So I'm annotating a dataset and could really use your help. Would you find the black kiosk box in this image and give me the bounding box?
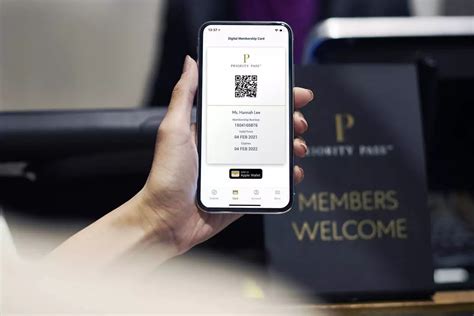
[264,64,434,301]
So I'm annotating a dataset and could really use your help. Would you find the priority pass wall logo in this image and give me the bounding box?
[307,113,395,158]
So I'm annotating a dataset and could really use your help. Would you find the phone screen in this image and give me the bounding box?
[198,22,293,212]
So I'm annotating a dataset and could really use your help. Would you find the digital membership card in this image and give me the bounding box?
[206,47,287,165]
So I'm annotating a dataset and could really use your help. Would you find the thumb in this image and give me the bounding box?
[164,55,198,128]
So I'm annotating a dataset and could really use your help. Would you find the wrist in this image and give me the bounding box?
[44,190,180,276]
[116,190,181,261]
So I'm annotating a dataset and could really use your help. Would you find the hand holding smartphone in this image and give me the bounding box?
[196,22,294,213]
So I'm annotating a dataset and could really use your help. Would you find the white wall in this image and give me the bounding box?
[0,0,166,110]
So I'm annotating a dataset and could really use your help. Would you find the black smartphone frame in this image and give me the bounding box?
[196,21,294,214]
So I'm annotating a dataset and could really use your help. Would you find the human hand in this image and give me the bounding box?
[137,56,314,257]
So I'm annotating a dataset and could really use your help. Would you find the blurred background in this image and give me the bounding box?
[1,0,474,110]
[1,0,474,301]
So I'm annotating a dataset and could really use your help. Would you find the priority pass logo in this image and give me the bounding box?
[335,113,354,143]
[306,113,395,158]
[243,53,250,63]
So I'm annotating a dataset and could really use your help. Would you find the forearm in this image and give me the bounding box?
[43,191,178,275]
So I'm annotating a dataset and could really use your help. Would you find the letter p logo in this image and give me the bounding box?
[243,53,250,63]
[335,113,355,143]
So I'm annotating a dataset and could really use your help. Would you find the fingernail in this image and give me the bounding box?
[297,136,308,155]
[298,166,305,178]
[301,141,308,156]
[301,118,308,131]
[307,89,314,101]
[296,114,308,132]
[183,55,192,73]
[295,111,309,131]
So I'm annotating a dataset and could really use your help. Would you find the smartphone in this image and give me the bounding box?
[196,21,294,213]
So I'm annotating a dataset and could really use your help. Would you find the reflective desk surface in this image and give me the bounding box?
[310,291,474,315]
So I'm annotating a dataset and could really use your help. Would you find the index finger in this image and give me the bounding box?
[294,87,314,110]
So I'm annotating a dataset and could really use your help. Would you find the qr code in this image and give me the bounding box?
[235,75,257,98]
